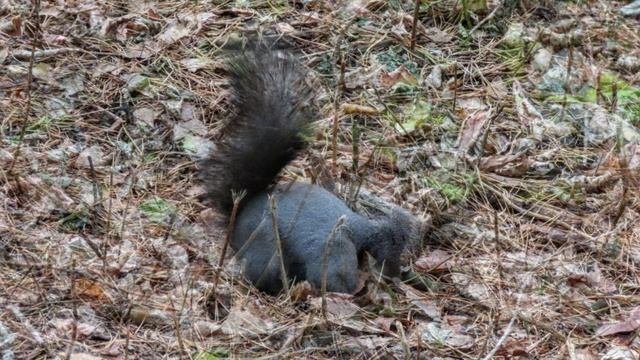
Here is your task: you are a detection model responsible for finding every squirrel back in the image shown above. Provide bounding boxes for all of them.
[200,43,316,215]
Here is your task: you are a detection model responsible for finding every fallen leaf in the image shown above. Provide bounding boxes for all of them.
[414,249,453,272]
[221,304,278,337]
[456,110,490,154]
[75,278,108,302]
[380,65,417,88]
[596,307,640,337]
[340,103,379,115]
[158,19,191,44]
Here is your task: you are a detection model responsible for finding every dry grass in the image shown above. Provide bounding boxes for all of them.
[1,0,640,359]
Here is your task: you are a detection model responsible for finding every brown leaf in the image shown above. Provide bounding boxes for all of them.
[398,283,441,321]
[379,65,417,88]
[456,110,490,154]
[596,307,640,336]
[221,304,278,336]
[414,249,453,272]
[480,153,525,172]
[310,293,359,319]
[75,278,108,302]
[340,103,380,115]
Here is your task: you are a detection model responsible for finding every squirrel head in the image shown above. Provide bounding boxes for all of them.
[369,206,426,278]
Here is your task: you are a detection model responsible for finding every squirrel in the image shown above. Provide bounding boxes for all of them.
[200,40,420,295]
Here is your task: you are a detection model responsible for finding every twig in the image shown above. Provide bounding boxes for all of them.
[8,0,41,175]
[321,215,346,319]
[269,195,290,293]
[410,0,421,51]
[10,47,83,60]
[174,317,186,360]
[331,17,357,175]
[212,190,246,291]
[470,0,503,34]
[480,313,517,360]
[481,290,525,360]
[64,259,78,360]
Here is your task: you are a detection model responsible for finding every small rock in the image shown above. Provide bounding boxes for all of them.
[124,73,150,93]
[550,18,576,33]
[425,65,442,89]
[502,22,525,49]
[0,149,14,168]
[133,106,159,128]
[533,48,553,72]
[620,0,640,16]
[601,346,639,360]
[616,55,640,73]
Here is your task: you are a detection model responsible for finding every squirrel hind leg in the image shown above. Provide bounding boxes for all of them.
[240,249,286,295]
[305,238,359,294]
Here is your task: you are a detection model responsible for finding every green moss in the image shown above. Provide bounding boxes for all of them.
[376,46,418,74]
[389,101,449,135]
[140,197,176,223]
[58,209,90,232]
[27,115,74,133]
[584,72,640,120]
[426,179,468,204]
[193,348,230,360]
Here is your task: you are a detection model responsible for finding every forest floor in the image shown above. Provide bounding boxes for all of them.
[1,0,640,359]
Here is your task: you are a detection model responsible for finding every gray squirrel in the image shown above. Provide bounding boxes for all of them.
[200,41,420,295]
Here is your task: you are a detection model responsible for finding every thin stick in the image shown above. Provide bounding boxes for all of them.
[321,215,346,319]
[612,135,628,226]
[64,259,78,360]
[470,0,503,34]
[88,156,101,231]
[212,190,246,290]
[559,44,574,123]
[480,314,517,360]
[611,81,618,113]
[331,18,356,175]
[481,290,525,360]
[410,0,420,51]
[595,71,602,105]
[269,195,290,293]
[452,64,458,112]
[8,0,41,175]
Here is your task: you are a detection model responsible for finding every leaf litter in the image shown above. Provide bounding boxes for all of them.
[1,0,640,359]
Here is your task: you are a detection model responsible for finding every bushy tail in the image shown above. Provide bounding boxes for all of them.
[200,43,316,216]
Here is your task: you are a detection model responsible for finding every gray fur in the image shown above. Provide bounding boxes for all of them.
[200,41,419,294]
[231,183,417,294]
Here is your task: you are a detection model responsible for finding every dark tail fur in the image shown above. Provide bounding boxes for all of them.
[200,43,316,216]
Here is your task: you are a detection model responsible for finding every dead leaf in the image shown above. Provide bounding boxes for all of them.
[413,321,474,349]
[425,27,452,43]
[456,110,490,154]
[399,283,441,321]
[310,293,359,320]
[290,281,315,303]
[221,304,277,337]
[74,146,106,169]
[340,103,380,115]
[414,249,453,272]
[180,58,214,72]
[596,307,640,337]
[480,154,523,171]
[75,278,108,302]
[158,19,191,44]
[133,107,160,128]
[380,65,417,88]
[64,353,101,360]
[275,22,295,34]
